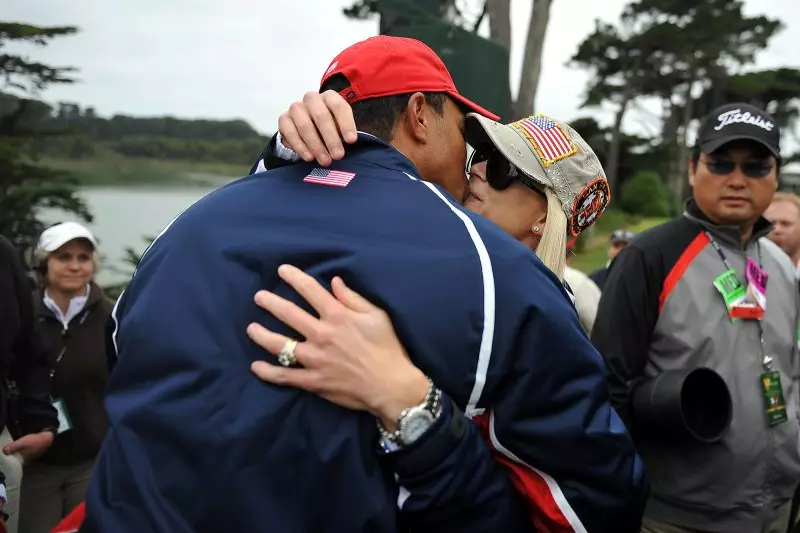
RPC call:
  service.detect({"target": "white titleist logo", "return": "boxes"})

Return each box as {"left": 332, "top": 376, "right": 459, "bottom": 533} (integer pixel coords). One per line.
{"left": 715, "top": 109, "right": 774, "bottom": 132}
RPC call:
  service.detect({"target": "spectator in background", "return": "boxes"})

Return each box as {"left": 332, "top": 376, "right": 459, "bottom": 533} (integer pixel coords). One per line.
{"left": 589, "top": 229, "right": 634, "bottom": 291}
{"left": 593, "top": 103, "right": 799, "bottom": 533}
{"left": 765, "top": 192, "right": 800, "bottom": 277}
{"left": 0, "top": 235, "right": 58, "bottom": 533}
{"left": 18, "top": 223, "right": 113, "bottom": 533}
{"left": 564, "top": 240, "right": 601, "bottom": 335}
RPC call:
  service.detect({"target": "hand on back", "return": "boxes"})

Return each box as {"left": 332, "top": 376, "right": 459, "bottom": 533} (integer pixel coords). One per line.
{"left": 279, "top": 90, "right": 356, "bottom": 166}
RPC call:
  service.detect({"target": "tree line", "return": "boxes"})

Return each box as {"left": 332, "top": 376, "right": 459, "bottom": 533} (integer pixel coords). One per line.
{"left": 0, "top": 91, "right": 267, "bottom": 164}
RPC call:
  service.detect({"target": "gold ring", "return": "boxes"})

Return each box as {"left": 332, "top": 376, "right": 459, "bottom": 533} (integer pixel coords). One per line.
{"left": 278, "top": 338, "right": 299, "bottom": 367}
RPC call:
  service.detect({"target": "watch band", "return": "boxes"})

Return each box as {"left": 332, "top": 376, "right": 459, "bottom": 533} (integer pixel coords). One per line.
{"left": 385, "top": 396, "right": 469, "bottom": 477}
{"left": 377, "top": 377, "right": 441, "bottom": 447}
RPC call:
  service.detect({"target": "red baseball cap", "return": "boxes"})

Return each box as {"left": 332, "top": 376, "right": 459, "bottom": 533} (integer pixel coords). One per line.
{"left": 320, "top": 36, "right": 500, "bottom": 121}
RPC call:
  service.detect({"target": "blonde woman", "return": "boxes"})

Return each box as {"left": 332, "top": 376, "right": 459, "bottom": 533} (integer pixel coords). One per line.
{"left": 19, "top": 222, "right": 112, "bottom": 533}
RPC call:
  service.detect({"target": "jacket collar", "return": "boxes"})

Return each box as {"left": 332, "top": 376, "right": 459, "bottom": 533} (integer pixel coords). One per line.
{"left": 36, "top": 281, "right": 106, "bottom": 319}
{"left": 683, "top": 198, "right": 773, "bottom": 248}
{"left": 343, "top": 132, "right": 426, "bottom": 180}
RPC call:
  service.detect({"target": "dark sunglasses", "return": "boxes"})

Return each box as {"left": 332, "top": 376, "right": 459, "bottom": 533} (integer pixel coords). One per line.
{"left": 467, "top": 145, "right": 493, "bottom": 168}
{"left": 468, "top": 146, "right": 544, "bottom": 195}
{"left": 700, "top": 157, "right": 774, "bottom": 179}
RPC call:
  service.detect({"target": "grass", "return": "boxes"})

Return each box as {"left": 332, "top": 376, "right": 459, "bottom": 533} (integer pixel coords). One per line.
{"left": 570, "top": 210, "right": 670, "bottom": 273}
{"left": 42, "top": 155, "right": 250, "bottom": 187}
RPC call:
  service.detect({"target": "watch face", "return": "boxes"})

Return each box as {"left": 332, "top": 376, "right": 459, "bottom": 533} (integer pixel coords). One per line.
{"left": 399, "top": 407, "right": 435, "bottom": 444}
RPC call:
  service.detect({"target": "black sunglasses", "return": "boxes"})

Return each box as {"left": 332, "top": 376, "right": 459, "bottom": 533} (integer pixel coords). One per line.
{"left": 468, "top": 146, "right": 545, "bottom": 195}
{"left": 700, "top": 157, "right": 774, "bottom": 179}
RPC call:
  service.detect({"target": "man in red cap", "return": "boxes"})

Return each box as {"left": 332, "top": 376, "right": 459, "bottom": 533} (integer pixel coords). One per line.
{"left": 79, "top": 36, "right": 644, "bottom": 533}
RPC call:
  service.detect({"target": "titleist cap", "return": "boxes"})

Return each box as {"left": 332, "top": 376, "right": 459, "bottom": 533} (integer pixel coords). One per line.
{"left": 697, "top": 102, "right": 780, "bottom": 158}
{"left": 320, "top": 36, "right": 500, "bottom": 121}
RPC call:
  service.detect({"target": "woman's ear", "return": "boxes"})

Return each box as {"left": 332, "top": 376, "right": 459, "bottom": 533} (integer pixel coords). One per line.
{"left": 532, "top": 211, "right": 547, "bottom": 232}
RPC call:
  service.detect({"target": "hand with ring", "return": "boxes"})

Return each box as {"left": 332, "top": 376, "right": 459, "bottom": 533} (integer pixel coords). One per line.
{"left": 247, "top": 265, "right": 430, "bottom": 431}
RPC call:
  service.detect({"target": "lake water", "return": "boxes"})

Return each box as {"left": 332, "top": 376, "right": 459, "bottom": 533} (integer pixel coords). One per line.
{"left": 42, "top": 183, "right": 225, "bottom": 286}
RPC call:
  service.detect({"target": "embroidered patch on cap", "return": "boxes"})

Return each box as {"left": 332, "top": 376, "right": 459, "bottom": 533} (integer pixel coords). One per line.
{"left": 570, "top": 178, "right": 610, "bottom": 237}
{"left": 511, "top": 115, "right": 578, "bottom": 167}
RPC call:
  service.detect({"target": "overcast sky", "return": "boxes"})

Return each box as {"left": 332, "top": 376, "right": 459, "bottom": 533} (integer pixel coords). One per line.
{"left": 3, "top": 0, "right": 798, "bottom": 139}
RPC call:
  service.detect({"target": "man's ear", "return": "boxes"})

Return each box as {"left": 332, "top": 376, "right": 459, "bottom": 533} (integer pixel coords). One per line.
{"left": 688, "top": 158, "right": 697, "bottom": 187}
{"left": 402, "top": 92, "right": 430, "bottom": 143}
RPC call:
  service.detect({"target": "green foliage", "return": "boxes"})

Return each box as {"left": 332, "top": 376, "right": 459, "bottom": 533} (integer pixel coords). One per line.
{"left": 619, "top": 171, "right": 674, "bottom": 217}
{"left": 0, "top": 23, "right": 78, "bottom": 94}
{"left": 43, "top": 153, "right": 248, "bottom": 186}
{"left": 103, "top": 235, "right": 155, "bottom": 300}
{"left": 0, "top": 22, "right": 89, "bottom": 252}
{"left": 568, "top": 115, "right": 662, "bottom": 191}
{"left": 0, "top": 91, "right": 267, "bottom": 185}
{"left": 342, "top": 0, "right": 380, "bottom": 19}
{"left": 570, "top": 210, "right": 668, "bottom": 272}
{"left": 108, "top": 136, "right": 265, "bottom": 165}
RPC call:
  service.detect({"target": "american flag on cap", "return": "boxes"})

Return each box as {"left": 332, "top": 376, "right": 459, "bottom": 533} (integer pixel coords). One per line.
{"left": 303, "top": 167, "right": 356, "bottom": 187}
{"left": 512, "top": 115, "right": 577, "bottom": 167}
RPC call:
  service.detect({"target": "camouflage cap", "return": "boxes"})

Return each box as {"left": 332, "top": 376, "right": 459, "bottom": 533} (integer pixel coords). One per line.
{"left": 465, "top": 113, "right": 611, "bottom": 237}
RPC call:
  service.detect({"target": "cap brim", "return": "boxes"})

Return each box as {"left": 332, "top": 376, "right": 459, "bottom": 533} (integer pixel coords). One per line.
{"left": 465, "top": 113, "right": 549, "bottom": 189}
{"left": 701, "top": 135, "right": 780, "bottom": 159}
{"left": 43, "top": 235, "right": 97, "bottom": 253}
{"left": 448, "top": 92, "right": 500, "bottom": 121}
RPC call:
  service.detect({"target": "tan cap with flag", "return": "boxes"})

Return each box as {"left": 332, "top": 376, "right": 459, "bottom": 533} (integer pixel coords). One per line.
{"left": 466, "top": 113, "right": 611, "bottom": 237}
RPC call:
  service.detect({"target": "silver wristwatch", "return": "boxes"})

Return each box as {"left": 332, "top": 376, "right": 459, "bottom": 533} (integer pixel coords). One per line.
{"left": 378, "top": 378, "right": 442, "bottom": 448}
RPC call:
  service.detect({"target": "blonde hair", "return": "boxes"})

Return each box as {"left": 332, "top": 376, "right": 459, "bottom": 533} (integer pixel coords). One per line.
{"left": 535, "top": 188, "right": 568, "bottom": 281}
{"left": 771, "top": 192, "right": 800, "bottom": 214}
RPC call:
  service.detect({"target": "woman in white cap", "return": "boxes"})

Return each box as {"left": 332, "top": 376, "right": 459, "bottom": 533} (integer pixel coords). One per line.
{"left": 18, "top": 222, "right": 113, "bottom": 533}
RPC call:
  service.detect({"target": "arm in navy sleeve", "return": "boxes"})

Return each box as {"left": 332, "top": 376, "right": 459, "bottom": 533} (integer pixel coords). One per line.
{"left": 250, "top": 133, "right": 300, "bottom": 174}
{"left": 378, "top": 255, "right": 648, "bottom": 533}
{"left": 590, "top": 246, "right": 661, "bottom": 428}
{"left": 385, "top": 395, "right": 532, "bottom": 533}
{"left": 486, "top": 254, "right": 649, "bottom": 533}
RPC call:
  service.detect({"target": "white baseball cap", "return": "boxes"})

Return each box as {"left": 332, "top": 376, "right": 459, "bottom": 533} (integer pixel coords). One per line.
{"left": 36, "top": 222, "right": 98, "bottom": 254}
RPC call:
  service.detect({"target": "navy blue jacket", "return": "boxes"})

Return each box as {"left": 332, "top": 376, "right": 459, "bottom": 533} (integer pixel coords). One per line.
{"left": 82, "top": 135, "right": 647, "bottom": 533}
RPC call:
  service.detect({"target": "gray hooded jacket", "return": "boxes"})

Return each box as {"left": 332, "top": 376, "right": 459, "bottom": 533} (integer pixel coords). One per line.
{"left": 593, "top": 200, "right": 800, "bottom": 533}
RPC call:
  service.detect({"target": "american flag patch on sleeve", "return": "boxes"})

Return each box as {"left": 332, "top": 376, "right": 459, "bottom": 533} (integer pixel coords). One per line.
{"left": 303, "top": 168, "right": 356, "bottom": 187}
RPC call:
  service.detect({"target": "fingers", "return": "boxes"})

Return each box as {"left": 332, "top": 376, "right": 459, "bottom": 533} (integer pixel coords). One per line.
{"left": 253, "top": 289, "right": 318, "bottom": 339}
{"left": 246, "top": 323, "right": 301, "bottom": 359}
{"left": 278, "top": 110, "right": 313, "bottom": 162}
{"left": 250, "top": 361, "right": 319, "bottom": 392}
{"left": 277, "top": 265, "right": 340, "bottom": 319}
{"left": 2, "top": 439, "right": 21, "bottom": 456}
{"left": 306, "top": 91, "right": 346, "bottom": 161}
{"left": 321, "top": 90, "right": 357, "bottom": 145}
{"left": 288, "top": 95, "right": 332, "bottom": 166}
{"left": 331, "top": 277, "right": 375, "bottom": 314}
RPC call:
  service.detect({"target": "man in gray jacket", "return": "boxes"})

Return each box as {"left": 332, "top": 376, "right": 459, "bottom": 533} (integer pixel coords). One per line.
{"left": 593, "top": 103, "right": 800, "bottom": 533}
